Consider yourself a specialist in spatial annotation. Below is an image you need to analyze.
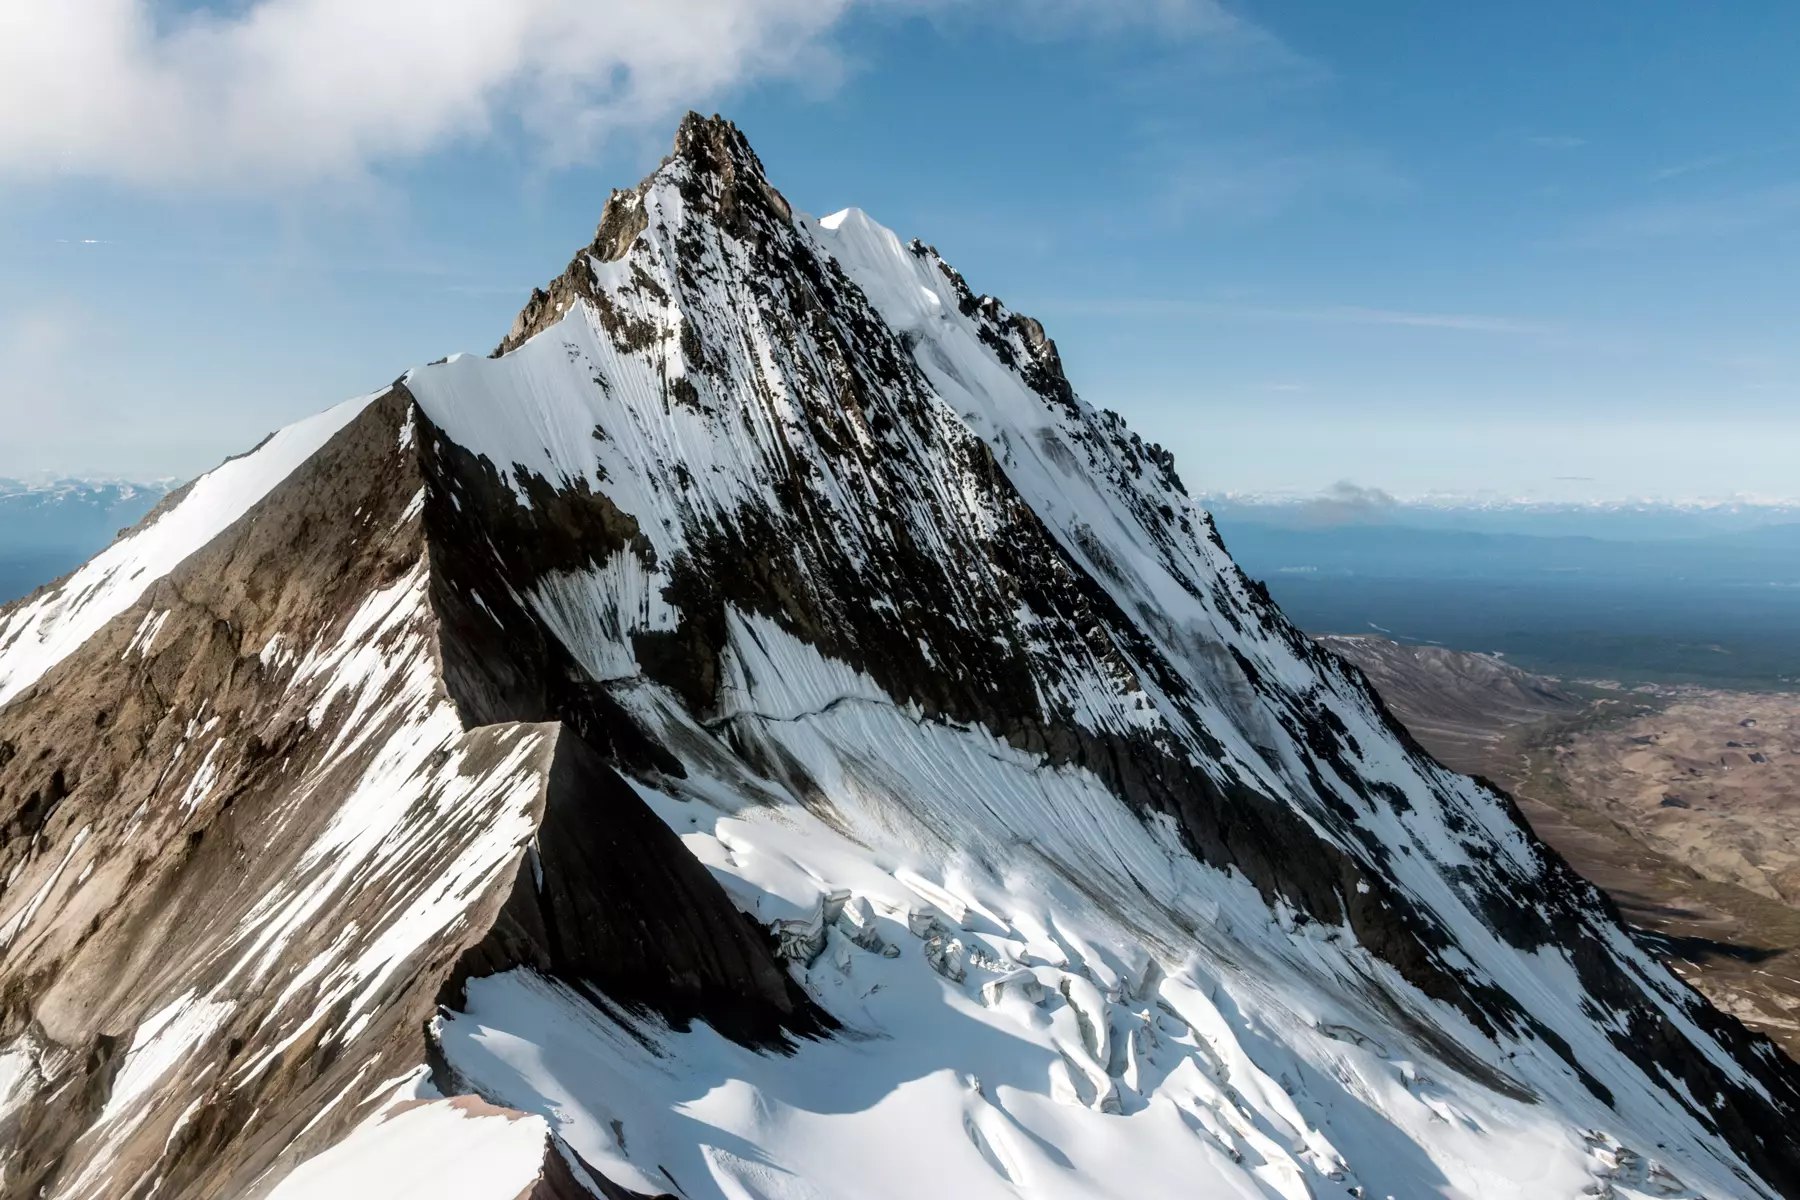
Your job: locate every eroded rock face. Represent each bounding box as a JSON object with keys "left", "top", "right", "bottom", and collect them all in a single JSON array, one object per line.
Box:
[
  {"left": 0, "top": 113, "right": 1797, "bottom": 1200},
  {"left": 0, "top": 394, "right": 553, "bottom": 1198},
  {"left": 0, "top": 389, "right": 800, "bottom": 1198}
]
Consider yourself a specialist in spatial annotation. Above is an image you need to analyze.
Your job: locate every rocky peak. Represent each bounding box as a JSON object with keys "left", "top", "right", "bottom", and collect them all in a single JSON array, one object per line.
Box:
[
  {"left": 669, "top": 111, "right": 790, "bottom": 219},
  {"left": 496, "top": 113, "right": 793, "bottom": 357}
]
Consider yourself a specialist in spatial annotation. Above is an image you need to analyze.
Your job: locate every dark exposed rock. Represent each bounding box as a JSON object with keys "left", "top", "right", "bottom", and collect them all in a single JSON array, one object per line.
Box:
[{"left": 445, "top": 731, "right": 829, "bottom": 1048}]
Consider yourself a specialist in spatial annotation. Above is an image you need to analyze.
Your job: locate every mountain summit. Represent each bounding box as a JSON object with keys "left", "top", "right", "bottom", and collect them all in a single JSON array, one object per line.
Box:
[{"left": 1, "top": 114, "right": 1796, "bottom": 1199}]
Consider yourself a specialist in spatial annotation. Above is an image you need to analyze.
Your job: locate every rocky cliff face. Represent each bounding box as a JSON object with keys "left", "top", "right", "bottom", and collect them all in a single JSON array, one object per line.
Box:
[{"left": 1, "top": 115, "right": 1797, "bottom": 1200}]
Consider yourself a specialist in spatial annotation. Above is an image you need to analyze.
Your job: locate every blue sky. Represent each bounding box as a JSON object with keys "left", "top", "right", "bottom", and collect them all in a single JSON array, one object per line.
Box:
[{"left": 2, "top": 2, "right": 1796, "bottom": 500}]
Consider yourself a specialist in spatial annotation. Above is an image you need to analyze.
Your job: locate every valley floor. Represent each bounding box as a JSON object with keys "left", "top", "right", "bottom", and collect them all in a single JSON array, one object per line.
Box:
[{"left": 1323, "top": 636, "right": 1800, "bottom": 1061}]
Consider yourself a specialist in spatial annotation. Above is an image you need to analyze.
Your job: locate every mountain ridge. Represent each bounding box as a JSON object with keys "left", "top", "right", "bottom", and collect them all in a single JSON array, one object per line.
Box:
[{"left": 0, "top": 113, "right": 1795, "bottom": 1199}]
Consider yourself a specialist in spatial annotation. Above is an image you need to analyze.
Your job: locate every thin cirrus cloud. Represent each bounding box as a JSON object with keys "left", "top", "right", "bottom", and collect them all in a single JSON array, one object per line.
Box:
[
  {"left": 1149, "top": 143, "right": 1410, "bottom": 226},
  {"left": 1649, "top": 141, "right": 1795, "bottom": 183},
  {"left": 1574, "top": 181, "right": 1800, "bottom": 244},
  {"left": 0, "top": 0, "right": 1237, "bottom": 189},
  {"left": 1049, "top": 295, "right": 1555, "bottom": 336},
  {"left": 1319, "top": 305, "right": 1552, "bottom": 334}
]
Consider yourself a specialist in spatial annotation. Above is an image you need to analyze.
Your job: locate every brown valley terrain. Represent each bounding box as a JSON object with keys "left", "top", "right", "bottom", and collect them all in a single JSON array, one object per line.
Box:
[{"left": 1324, "top": 633, "right": 1800, "bottom": 1059}]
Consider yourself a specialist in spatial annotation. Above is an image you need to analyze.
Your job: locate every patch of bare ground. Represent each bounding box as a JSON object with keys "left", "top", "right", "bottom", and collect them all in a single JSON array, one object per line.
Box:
[
  {"left": 1326, "top": 634, "right": 1800, "bottom": 1060},
  {"left": 1512, "top": 689, "right": 1800, "bottom": 1058}
]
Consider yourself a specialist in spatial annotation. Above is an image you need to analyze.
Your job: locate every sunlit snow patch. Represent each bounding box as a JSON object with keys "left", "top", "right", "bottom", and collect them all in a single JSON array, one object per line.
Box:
[{"left": 265, "top": 1096, "right": 565, "bottom": 1200}]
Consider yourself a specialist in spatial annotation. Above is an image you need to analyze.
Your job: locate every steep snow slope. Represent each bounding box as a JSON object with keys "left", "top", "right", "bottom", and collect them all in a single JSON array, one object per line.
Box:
[
  {"left": 0, "top": 114, "right": 1797, "bottom": 1200},
  {"left": 264, "top": 1094, "right": 602, "bottom": 1200},
  {"left": 0, "top": 395, "right": 374, "bottom": 707}
]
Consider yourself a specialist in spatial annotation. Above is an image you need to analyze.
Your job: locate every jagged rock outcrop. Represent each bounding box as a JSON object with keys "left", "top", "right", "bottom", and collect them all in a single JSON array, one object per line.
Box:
[{"left": 0, "top": 113, "right": 1796, "bottom": 1199}]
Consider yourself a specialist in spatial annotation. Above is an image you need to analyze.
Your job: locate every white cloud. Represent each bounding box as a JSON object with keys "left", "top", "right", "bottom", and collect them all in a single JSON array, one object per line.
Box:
[{"left": 0, "top": 0, "right": 1232, "bottom": 188}]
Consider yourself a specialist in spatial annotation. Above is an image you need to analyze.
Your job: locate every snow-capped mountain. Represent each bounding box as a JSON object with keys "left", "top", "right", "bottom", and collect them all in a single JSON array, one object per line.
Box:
[{"left": 1, "top": 115, "right": 1796, "bottom": 1200}]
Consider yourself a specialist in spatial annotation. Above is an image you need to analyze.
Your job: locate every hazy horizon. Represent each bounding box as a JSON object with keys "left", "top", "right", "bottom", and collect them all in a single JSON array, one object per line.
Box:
[{"left": 7, "top": 470, "right": 1800, "bottom": 511}]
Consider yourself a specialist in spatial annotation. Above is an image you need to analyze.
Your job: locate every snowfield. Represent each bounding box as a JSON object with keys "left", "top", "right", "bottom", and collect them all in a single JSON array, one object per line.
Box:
[{"left": 426, "top": 628, "right": 1749, "bottom": 1200}]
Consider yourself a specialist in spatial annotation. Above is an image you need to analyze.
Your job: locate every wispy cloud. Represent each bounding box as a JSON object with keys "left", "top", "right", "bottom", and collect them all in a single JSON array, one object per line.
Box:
[
  {"left": 0, "top": 0, "right": 1246, "bottom": 190},
  {"left": 1649, "top": 154, "right": 1731, "bottom": 183},
  {"left": 1046, "top": 295, "right": 1555, "bottom": 336},
  {"left": 1292, "top": 480, "right": 1398, "bottom": 526},
  {"left": 1149, "top": 143, "right": 1410, "bottom": 225},
  {"left": 1005, "top": 0, "right": 1245, "bottom": 38},
  {"left": 1525, "top": 134, "right": 1586, "bottom": 150},
  {"left": 1318, "top": 305, "right": 1550, "bottom": 334},
  {"left": 1648, "top": 140, "right": 1795, "bottom": 183},
  {"left": 1574, "top": 181, "right": 1800, "bottom": 243}
]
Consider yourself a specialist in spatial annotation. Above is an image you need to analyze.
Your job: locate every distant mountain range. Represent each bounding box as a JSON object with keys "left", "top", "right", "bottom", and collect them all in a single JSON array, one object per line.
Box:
[
  {"left": 1203, "top": 492, "right": 1800, "bottom": 541},
  {"left": 1213, "top": 520, "right": 1800, "bottom": 587},
  {"left": 0, "top": 478, "right": 174, "bottom": 603}
]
